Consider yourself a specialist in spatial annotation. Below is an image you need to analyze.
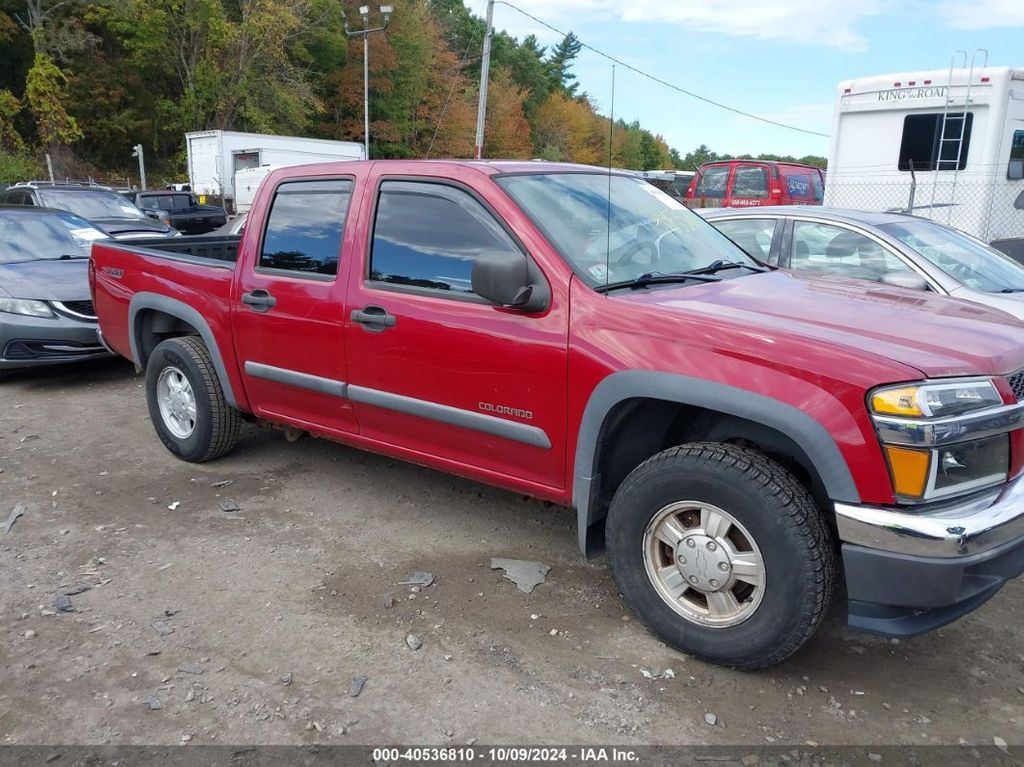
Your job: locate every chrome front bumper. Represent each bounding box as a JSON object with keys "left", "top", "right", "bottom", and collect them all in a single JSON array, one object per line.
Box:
[{"left": 835, "top": 473, "right": 1024, "bottom": 558}]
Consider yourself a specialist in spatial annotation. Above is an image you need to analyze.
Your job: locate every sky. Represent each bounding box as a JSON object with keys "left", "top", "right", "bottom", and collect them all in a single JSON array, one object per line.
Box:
[{"left": 468, "top": 0, "right": 1024, "bottom": 159}]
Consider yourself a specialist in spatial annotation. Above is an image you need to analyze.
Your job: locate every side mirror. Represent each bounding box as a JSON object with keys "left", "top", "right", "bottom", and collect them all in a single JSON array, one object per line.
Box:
[
  {"left": 471, "top": 251, "right": 548, "bottom": 312},
  {"left": 143, "top": 210, "right": 162, "bottom": 220},
  {"left": 880, "top": 271, "right": 929, "bottom": 291}
]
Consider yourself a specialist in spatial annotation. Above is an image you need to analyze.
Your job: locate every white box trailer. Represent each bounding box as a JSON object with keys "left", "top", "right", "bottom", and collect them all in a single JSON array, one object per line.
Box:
[
  {"left": 185, "top": 131, "right": 364, "bottom": 209},
  {"left": 233, "top": 164, "right": 281, "bottom": 215},
  {"left": 824, "top": 65, "right": 1024, "bottom": 247}
]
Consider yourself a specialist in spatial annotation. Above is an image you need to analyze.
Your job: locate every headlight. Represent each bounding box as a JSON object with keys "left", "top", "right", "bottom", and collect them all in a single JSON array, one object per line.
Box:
[
  {"left": 870, "top": 378, "right": 1011, "bottom": 502},
  {"left": 0, "top": 298, "right": 54, "bottom": 318},
  {"left": 871, "top": 379, "right": 1003, "bottom": 418}
]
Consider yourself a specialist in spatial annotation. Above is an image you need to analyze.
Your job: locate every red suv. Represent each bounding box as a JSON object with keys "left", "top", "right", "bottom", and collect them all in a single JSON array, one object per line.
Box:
[{"left": 685, "top": 160, "right": 825, "bottom": 209}]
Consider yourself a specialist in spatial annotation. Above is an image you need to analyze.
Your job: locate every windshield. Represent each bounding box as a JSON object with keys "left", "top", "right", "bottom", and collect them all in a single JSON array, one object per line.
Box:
[
  {"left": 38, "top": 189, "right": 150, "bottom": 221},
  {"left": 495, "top": 172, "right": 756, "bottom": 287},
  {"left": 878, "top": 220, "right": 1024, "bottom": 293},
  {"left": 0, "top": 210, "right": 107, "bottom": 264}
]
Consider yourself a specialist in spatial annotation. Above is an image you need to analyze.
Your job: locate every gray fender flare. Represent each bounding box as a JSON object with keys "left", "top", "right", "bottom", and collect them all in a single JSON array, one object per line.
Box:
[
  {"left": 572, "top": 371, "right": 861, "bottom": 554},
  {"left": 128, "top": 292, "right": 239, "bottom": 408}
]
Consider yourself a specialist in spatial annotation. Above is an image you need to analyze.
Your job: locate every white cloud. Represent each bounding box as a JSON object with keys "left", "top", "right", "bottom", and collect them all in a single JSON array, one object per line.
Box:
[
  {"left": 936, "top": 0, "right": 1024, "bottom": 29},
  {"left": 492, "top": 0, "right": 883, "bottom": 52}
]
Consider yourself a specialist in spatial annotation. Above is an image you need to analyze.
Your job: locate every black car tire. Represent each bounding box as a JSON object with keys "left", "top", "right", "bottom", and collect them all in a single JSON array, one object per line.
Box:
[
  {"left": 606, "top": 442, "right": 836, "bottom": 670},
  {"left": 146, "top": 336, "right": 241, "bottom": 462}
]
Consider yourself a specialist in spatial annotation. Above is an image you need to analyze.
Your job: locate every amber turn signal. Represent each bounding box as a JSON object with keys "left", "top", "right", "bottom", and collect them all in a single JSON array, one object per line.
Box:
[{"left": 884, "top": 445, "right": 930, "bottom": 498}]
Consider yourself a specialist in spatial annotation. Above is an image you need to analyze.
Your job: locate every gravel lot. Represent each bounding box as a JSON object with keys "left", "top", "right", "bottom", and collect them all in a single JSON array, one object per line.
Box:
[{"left": 2, "top": 359, "right": 1024, "bottom": 748}]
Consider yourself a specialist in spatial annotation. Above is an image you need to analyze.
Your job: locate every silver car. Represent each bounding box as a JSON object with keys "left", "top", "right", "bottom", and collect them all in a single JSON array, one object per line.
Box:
[
  {"left": 700, "top": 207, "right": 1024, "bottom": 320},
  {"left": 0, "top": 206, "right": 112, "bottom": 379}
]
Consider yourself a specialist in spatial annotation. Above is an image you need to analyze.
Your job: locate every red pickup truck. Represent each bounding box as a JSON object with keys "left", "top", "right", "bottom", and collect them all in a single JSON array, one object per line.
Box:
[{"left": 91, "top": 160, "right": 1024, "bottom": 669}]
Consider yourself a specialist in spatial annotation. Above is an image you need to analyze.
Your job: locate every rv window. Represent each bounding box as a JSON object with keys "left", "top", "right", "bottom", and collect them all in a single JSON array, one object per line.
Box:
[
  {"left": 1009, "top": 130, "right": 1024, "bottom": 181},
  {"left": 898, "top": 112, "right": 973, "bottom": 171}
]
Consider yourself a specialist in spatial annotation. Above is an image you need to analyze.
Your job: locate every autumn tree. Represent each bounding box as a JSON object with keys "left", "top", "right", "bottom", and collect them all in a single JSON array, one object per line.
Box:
[{"left": 484, "top": 68, "right": 532, "bottom": 159}]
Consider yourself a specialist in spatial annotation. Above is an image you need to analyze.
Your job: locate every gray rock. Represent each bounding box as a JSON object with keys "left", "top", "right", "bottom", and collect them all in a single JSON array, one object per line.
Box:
[
  {"left": 280, "top": 672, "right": 293, "bottom": 686},
  {"left": 178, "top": 663, "right": 203, "bottom": 675},
  {"left": 490, "top": 558, "right": 550, "bottom": 593},
  {"left": 60, "top": 583, "right": 91, "bottom": 596},
  {"left": 704, "top": 712, "right": 718, "bottom": 726},
  {"left": 349, "top": 675, "right": 368, "bottom": 697},
  {"left": 54, "top": 594, "right": 74, "bottom": 613},
  {"left": 151, "top": 620, "right": 174, "bottom": 636},
  {"left": 406, "top": 634, "right": 422, "bottom": 651},
  {"left": 3, "top": 504, "right": 25, "bottom": 534},
  {"left": 212, "top": 479, "right": 234, "bottom": 488},
  {"left": 399, "top": 572, "right": 434, "bottom": 587},
  {"left": 144, "top": 696, "right": 162, "bottom": 711},
  {"left": 219, "top": 499, "right": 241, "bottom": 512}
]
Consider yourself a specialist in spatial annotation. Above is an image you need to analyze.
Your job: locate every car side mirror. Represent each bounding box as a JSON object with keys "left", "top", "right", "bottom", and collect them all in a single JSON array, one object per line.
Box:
[
  {"left": 472, "top": 251, "right": 547, "bottom": 312},
  {"left": 143, "top": 210, "right": 162, "bottom": 221},
  {"left": 880, "top": 271, "right": 929, "bottom": 291}
]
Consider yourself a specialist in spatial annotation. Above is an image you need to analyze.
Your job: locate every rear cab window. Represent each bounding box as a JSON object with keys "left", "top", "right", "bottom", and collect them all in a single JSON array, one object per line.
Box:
[
  {"left": 259, "top": 179, "right": 354, "bottom": 278},
  {"left": 779, "top": 165, "right": 824, "bottom": 203}
]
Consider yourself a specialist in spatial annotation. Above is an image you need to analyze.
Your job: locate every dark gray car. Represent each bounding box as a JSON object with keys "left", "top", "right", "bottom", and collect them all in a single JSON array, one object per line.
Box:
[
  {"left": 0, "top": 183, "right": 180, "bottom": 240},
  {"left": 0, "top": 206, "right": 112, "bottom": 379},
  {"left": 700, "top": 206, "right": 1024, "bottom": 321}
]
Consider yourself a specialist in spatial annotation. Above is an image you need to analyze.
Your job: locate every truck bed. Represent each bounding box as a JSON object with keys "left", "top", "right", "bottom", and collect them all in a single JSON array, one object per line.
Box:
[{"left": 126, "top": 235, "right": 240, "bottom": 264}]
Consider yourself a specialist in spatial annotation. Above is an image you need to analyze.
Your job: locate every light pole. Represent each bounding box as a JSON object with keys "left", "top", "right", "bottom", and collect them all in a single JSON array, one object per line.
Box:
[
  {"left": 343, "top": 4, "right": 393, "bottom": 161},
  {"left": 131, "top": 143, "right": 147, "bottom": 190}
]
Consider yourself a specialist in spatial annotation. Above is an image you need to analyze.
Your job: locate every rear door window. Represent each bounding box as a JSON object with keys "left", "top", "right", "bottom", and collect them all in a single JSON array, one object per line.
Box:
[
  {"left": 1009, "top": 130, "right": 1024, "bottom": 180},
  {"left": 730, "top": 166, "right": 769, "bottom": 199},
  {"left": 259, "top": 179, "right": 354, "bottom": 277},
  {"left": 696, "top": 165, "right": 729, "bottom": 200},
  {"left": 790, "top": 221, "right": 915, "bottom": 282},
  {"left": 711, "top": 219, "right": 778, "bottom": 262},
  {"left": 899, "top": 112, "right": 973, "bottom": 171}
]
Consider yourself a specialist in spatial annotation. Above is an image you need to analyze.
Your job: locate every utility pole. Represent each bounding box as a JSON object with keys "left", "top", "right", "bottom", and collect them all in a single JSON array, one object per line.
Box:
[
  {"left": 474, "top": 0, "right": 495, "bottom": 160},
  {"left": 132, "top": 144, "right": 147, "bottom": 190},
  {"left": 343, "top": 5, "right": 394, "bottom": 161}
]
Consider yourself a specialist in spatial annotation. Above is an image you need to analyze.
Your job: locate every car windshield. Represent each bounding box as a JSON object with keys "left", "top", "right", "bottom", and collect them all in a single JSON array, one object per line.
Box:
[
  {"left": 38, "top": 189, "right": 150, "bottom": 221},
  {"left": 878, "top": 219, "right": 1024, "bottom": 293},
  {"left": 0, "top": 210, "right": 107, "bottom": 264},
  {"left": 496, "top": 172, "right": 756, "bottom": 287}
]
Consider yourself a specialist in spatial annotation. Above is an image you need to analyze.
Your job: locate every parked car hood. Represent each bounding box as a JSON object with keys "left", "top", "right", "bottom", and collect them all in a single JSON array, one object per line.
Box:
[
  {"left": 0, "top": 258, "right": 91, "bottom": 301},
  {"left": 621, "top": 270, "right": 1024, "bottom": 380},
  {"left": 91, "top": 217, "right": 177, "bottom": 238},
  {"left": 950, "top": 285, "right": 1024, "bottom": 322}
]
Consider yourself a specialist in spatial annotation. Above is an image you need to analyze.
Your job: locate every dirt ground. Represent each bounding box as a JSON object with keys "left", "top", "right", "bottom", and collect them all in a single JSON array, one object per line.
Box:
[{"left": 1, "top": 358, "right": 1023, "bottom": 748}]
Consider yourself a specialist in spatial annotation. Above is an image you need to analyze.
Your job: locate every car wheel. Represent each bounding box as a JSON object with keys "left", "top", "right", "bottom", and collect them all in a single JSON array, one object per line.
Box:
[
  {"left": 606, "top": 442, "right": 836, "bottom": 670},
  {"left": 146, "top": 336, "right": 241, "bottom": 462}
]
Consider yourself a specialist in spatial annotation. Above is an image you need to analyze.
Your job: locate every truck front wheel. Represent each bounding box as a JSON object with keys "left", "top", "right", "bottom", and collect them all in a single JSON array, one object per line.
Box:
[
  {"left": 606, "top": 443, "right": 836, "bottom": 670},
  {"left": 146, "top": 336, "right": 241, "bottom": 462}
]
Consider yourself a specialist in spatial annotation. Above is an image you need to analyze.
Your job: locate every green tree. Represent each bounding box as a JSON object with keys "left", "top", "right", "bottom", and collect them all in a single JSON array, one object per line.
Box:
[
  {"left": 25, "top": 51, "right": 81, "bottom": 148},
  {"left": 547, "top": 32, "right": 581, "bottom": 97}
]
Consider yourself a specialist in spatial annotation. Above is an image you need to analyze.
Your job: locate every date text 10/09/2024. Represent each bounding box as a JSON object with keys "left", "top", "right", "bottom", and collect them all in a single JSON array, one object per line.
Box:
[{"left": 371, "top": 747, "right": 640, "bottom": 763}]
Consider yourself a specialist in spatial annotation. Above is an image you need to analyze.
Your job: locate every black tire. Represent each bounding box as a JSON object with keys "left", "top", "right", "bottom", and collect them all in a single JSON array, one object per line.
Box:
[
  {"left": 606, "top": 442, "right": 836, "bottom": 670},
  {"left": 145, "top": 336, "right": 241, "bottom": 462}
]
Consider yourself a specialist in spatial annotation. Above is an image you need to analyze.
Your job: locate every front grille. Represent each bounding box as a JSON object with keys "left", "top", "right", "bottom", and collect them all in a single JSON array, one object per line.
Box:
[
  {"left": 52, "top": 300, "right": 96, "bottom": 320},
  {"left": 3, "top": 339, "right": 106, "bottom": 360},
  {"left": 1009, "top": 370, "right": 1024, "bottom": 402}
]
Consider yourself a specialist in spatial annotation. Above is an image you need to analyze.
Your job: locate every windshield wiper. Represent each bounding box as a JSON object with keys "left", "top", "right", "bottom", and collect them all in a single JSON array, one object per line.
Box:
[
  {"left": 1000, "top": 288, "right": 1024, "bottom": 293},
  {"left": 57, "top": 254, "right": 90, "bottom": 260},
  {"left": 594, "top": 270, "right": 722, "bottom": 294},
  {"left": 680, "top": 259, "right": 767, "bottom": 276}
]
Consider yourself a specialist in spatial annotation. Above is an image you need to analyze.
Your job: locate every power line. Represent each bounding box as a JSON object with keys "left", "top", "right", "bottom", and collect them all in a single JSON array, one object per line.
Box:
[
  {"left": 427, "top": 3, "right": 486, "bottom": 158},
  {"left": 495, "top": 1, "right": 831, "bottom": 139}
]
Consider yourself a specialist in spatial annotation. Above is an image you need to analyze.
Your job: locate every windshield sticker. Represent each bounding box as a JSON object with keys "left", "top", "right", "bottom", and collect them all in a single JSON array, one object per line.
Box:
[
  {"left": 588, "top": 263, "right": 609, "bottom": 281},
  {"left": 69, "top": 227, "right": 106, "bottom": 243},
  {"left": 638, "top": 182, "right": 687, "bottom": 210}
]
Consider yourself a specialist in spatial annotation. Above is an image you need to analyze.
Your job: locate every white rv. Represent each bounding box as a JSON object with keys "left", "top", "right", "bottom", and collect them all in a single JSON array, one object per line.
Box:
[
  {"left": 185, "top": 131, "right": 364, "bottom": 210},
  {"left": 825, "top": 64, "right": 1024, "bottom": 248}
]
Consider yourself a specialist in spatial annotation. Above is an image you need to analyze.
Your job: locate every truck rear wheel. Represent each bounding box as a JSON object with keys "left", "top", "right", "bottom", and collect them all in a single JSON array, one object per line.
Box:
[
  {"left": 146, "top": 336, "right": 241, "bottom": 462},
  {"left": 605, "top": 442, "right": 836, "bottom": 670}
]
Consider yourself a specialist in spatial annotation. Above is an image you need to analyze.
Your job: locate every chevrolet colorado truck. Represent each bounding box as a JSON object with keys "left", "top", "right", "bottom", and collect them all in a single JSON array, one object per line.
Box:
[{"left": 90, "top": 161, "right": 1024, "bottom": 669}]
